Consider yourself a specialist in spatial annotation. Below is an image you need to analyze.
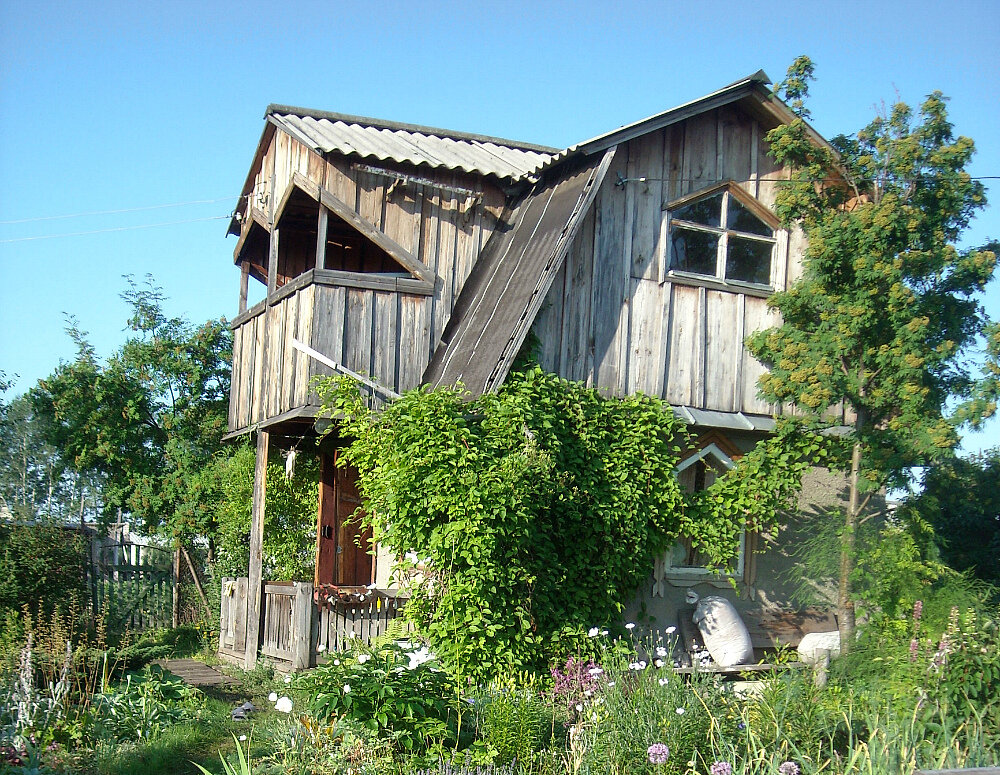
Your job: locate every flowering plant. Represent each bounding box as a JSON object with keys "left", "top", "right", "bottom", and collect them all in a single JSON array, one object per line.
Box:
[{"left": 296, "top": 640, "right": 457, "bottom": 752}]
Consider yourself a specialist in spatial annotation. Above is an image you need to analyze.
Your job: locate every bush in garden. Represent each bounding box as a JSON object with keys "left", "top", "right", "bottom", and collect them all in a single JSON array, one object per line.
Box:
[
  {"left": 90, "top": 665, "right": 204, "bottom": 743},
  {"left": 0, "top": 521, "right": 89, "bottom": 621},
  {"left": 470, "top": 676, "right": 560, "bottom": 767},
  {"left": 295, "top": 639, "right": 458, "bottom": 753}
]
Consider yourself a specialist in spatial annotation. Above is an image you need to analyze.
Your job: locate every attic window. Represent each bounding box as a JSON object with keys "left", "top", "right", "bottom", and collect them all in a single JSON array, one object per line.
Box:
[{"left": 667, "top": 184, "right": 778, "bottom": 287}]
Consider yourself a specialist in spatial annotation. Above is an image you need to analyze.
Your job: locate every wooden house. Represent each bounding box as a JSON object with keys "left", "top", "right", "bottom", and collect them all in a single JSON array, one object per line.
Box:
[{"left": 219, "top": 72, "right": 838, "bottom": 670}]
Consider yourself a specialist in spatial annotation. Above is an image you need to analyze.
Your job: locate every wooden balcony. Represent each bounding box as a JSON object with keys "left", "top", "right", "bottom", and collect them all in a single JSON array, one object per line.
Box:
[{"left": 227, "top": 270, "right": 432, "bottom": 435}]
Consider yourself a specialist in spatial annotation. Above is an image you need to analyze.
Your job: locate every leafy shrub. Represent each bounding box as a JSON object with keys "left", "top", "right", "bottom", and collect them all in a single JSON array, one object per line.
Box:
[
  {"left": 471, "top": 678, "right": 559, "bottom": 767},
  {"left": 90, "top": 665, "right": 204, "bottom": 743},
  {"left": 214, "top": 442, "right": 319, "bottom": 581},
  {"left": 0, "top": 521, "right": 89, "bottom": 620},
  {"left": 296, "top": 640, "right": 457, "bottom": 752}
]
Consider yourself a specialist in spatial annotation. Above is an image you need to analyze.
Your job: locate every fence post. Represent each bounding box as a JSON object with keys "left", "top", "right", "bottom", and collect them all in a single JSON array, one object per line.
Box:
[{"left": 292, "top": 582, "right": 313, "bottom": 670}]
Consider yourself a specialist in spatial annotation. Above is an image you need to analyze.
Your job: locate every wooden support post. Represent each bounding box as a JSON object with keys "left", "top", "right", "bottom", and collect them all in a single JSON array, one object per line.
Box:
[
  {"left": 171, "top": 544, "right": 181, "bottom": 628},
  {"left": 181, "top": 545, "right": 213, "bottom": 621},
  {"left": 244, "top": 429, "right": 269, "bottom": 670},
  {"left": 315, "top": 207, "right": 328, "bottom": 271},
  {"left": 292, "top": 582, "right": 313, "bottom": 670},
  {"left": 239, "top": 261, "right": 250, "bottom": 314},
  {"left": 267, "top": 228, "right": 279, "bottom": 300}
]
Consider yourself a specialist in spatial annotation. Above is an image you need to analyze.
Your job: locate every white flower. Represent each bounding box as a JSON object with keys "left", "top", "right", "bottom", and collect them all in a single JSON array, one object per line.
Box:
[
  {"left": 575, "top": 703, "right": 583, "bottom": 712},
  {"left": 601, "top": 629, "right": 608, "bottom": 636},
  {"left": 275, "top": 696, "right": 293, "bottom": 713},
  {"left": 407, "top": 646, "right": 433, "bottom": 670},
  {"left": 594, "top": 697, "right": 604, "bottom": 705},
  {"left": 357, "top": 654, "right": 370, "bottom": 664},
  {"left": 587, "top": 667, "right": 604, "bottom": 676},
  {"left": 665, "top": 626, "right": 677, "bottom": 635},
  {"left": 676, "top": 707, "right": 685, "bottom": 715},
  {"left": 284, "top": 674, "right": 292, "bottom": 684},
  {"left": 654, "top": 659, "right": 664, "bottom": 668},
  {"left": 348, "top": 631, "right": 357, "bottom": 639},
  {"left": 317, "top": 644, "right": 327, "bottom": 653},
  {"left": 239, "top": 734, "right": 247, "bottom": 741},
  {"left": 656, "top": 646, "right": 668, "bottom": 658},
  {"left": 607, "top": 681, "right": 615, "bottom": 688},
  {"left": 658, "top": 678, "right": 669, "bottom": 686},
  {"left": 625, "top": 622, "right": 636, "bottom": 630},
  {"left": 588, "top": 627, "right": 600, "bottom": 637},
  {"left": 343, "top": 683, "right": 351, "bottom": 694},
  {"left": 268, "top": 692, "right": 278, "bottom": 702},
  {"left": 359, "top": 594, "right": 366, "bottom": 601},
  {"left": 333, "top": 659, "right": 340, "bottom": 665}
]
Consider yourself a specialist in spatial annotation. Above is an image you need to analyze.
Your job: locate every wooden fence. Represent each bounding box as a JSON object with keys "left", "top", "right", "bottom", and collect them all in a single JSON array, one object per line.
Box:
[
  {"left": 218, "top": 577, "right": 408, "bottom": 671},
  {"left": 90, "top": 541, "right": 174, "bottom": 631}
]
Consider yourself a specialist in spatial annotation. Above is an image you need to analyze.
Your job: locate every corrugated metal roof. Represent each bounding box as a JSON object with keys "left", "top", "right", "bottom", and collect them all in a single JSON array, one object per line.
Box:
[
  {"left": 267, "top": 105, "right": 557, "bottom": 182},
  {"left": 670, "top": 406, "right": 776, "bottom": 432},
  {"left": 424, "top": 150, "right": 616, "bottom": 396}
]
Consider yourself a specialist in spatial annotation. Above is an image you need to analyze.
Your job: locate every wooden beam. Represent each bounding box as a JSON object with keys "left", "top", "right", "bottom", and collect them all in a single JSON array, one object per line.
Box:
[
  {"left": 244, "top": 429, "right": 269, "bottom": 670},
  {"left": 267, "top": 227, "right": 279, "bottom": 298},
  {"left": 311, "top": 175, "right": 434, "bottom": 284},
  {"left": 315, "top": 206, "right": 328, "bottom": 271},
  {"left": 239, "top": 261, "right": 250, "bottom": 314}
]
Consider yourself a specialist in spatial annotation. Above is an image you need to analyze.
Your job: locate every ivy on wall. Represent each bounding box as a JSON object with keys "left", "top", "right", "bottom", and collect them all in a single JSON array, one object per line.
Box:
[{"left": 318, "top": 367, "right": 827, "bottom": 679}]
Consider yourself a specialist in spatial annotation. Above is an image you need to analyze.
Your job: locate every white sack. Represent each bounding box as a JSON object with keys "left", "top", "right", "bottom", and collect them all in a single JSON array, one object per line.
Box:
[
  {"left": 797, "top": 631, "right": 841, "bottom": 665},
  {"left": 690, "top": 594, "right": 754, "bottom": 667}
]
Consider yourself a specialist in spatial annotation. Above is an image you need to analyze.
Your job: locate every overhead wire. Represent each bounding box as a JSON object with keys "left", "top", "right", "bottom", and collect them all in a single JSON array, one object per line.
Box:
[{"left": 0, "top": 215, "right": 233, "bottom": 244}]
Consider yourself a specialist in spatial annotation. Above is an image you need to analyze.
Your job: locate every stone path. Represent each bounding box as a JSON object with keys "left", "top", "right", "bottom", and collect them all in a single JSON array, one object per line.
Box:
[{"left": 155, "top": 658, "right": 237, "bottom": 689}]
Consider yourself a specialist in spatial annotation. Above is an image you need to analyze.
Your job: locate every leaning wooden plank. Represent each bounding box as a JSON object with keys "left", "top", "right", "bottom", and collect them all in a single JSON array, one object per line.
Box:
[{"left": 318, "top": 185, "right": 433, "bottom": 284}]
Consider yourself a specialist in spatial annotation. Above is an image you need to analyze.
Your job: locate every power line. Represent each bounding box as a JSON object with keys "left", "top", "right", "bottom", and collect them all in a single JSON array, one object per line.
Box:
[
  {"left": 0, "top": 196, "right": 244, "bottom": 225},
  {"left": 0, "top": 215, "right": 232, "bottom": 244}
]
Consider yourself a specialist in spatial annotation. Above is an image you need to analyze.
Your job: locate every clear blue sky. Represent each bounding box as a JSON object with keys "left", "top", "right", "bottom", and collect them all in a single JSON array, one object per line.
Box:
[{"left": 1, "top": 0, "right": 998, "bottom": 453}]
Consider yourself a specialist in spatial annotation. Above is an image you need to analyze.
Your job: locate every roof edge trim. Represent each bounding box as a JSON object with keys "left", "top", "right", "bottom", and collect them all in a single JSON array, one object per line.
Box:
[{"left": 265, "top": 104, "right": 560, "bottom": 155}]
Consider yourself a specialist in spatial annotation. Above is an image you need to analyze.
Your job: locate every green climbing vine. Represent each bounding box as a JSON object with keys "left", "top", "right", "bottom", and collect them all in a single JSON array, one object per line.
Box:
[{"left": 316, "top": 367, "right": 828, "bottom": 680}]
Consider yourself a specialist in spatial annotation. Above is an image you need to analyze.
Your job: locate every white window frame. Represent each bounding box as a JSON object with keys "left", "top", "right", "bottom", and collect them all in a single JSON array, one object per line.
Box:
[{"left": 665, "top": 183, "right": 779, "bottom": 289}]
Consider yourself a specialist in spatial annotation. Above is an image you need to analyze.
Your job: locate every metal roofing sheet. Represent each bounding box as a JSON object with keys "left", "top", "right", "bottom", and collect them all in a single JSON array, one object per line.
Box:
[
  {"left": 268, "top": 108, "right": 556, "bottom": 182},
  {"left": 424, "top": 150, "right": 615, "bottom": 396}
]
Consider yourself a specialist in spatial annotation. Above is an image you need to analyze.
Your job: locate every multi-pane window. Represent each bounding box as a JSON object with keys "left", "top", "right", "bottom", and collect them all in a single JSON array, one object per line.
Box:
[{"left": 668, "top": 185, "right": 777, "bottom": 286}]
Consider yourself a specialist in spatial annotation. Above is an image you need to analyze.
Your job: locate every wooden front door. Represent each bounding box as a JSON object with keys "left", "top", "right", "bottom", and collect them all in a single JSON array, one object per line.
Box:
[{"left": 316, "top": 451, "right": 374, "bottom": 586}]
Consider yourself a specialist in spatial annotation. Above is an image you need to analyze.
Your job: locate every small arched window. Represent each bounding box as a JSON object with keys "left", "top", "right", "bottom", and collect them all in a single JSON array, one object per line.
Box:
[{"left": 667, "top": 183, "right": 779, "bottom": 287}]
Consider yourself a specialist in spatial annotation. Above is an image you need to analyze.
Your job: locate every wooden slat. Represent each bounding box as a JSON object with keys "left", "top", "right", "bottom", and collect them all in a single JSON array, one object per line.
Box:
[
  {"left": 626, "top": 278, "right": 665, "bottom": 396},
  {"left": 432, "top": 184, "right": 460, "bottom": 349},
  {"left": 680, "top": 110, "right": 718, "bottom": 197},
  {"left": 372, "top": 291, "right": 399, "bottom": 393},
  {"left": 398, "top": 295, "right": 430, "bottom": 391},
  {"left": 244, "top": 432, "right": 268, "bottom": 670},
  {"left": 560, "top": 209, "right": 596, "bottom": 385},
  {"left": 665, "top": 284, "right": 699, "bottom": 406},
  {"left": 704, "top": 290, "right": 739, "bottom": 411},
  {"left": 740, "top": 297, "right": 773, "bottom": 415},
  {"left": 590, "top": 167, "right": 628, "bottom": 395},
  {"left": 343, "top": 289, "right": 374, "bottom": 380},
  {"left": 294, "top": 285, "right": 315, "bottom": 406},
  {"left": 535, "top": 260, "right": 567, "bottom": 374},
  {"left": 628, "top": 130, "right": 666, "bottom": 281}
]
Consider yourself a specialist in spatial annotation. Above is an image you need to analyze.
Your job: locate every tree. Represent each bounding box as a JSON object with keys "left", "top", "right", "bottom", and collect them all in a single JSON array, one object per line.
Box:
[
  {"left": 31, "top": 276, "right": 233, "bottom": 549},
  {"left": 904, "top": 449, "right": 1000, "bottom": 585},
  {"left": 747, "top": 58, "right": 997, "bottom": 648}
]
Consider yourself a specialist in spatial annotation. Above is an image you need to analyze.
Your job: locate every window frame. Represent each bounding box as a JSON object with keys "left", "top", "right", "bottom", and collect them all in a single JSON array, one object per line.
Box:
[{"left": 665, "top": 182, "right": 781, "bottom": 290}]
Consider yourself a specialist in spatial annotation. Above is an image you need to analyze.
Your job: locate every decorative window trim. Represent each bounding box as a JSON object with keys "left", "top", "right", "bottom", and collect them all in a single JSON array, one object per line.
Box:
[{"left": 663, "top": 181, "right": 780, "bottom": 289}]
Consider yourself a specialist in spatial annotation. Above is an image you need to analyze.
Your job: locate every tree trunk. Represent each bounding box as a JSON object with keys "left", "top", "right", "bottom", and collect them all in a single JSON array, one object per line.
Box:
[{"left": 838, "top": 438, "right": 862, "bottom": 654}]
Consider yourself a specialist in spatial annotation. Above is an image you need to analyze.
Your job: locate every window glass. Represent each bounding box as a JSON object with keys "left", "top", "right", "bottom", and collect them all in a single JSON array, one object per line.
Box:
[
  {"left": 726, "top": 197, "right": 772, "bottom": 236},
  {"left": 726, "top": 237, "right": 773, "bottom": 285},
  {"left": 673, "top": 192, "right": 723, "bottom": 228},
  {"left": 670, "top": 227, "right": 718, "bottom": 276}
]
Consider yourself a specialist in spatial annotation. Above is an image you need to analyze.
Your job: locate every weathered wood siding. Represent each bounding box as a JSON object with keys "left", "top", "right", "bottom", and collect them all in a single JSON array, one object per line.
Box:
[
  {"left": 533, "top": 106, "right": 799, "bottom": 415},
  {"left": 228, "top": 131, "right": 507, "bottom": 433}
]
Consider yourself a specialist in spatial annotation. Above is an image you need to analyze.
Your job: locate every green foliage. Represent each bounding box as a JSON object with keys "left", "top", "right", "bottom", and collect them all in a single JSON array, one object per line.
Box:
[
  {"left": 296, "top": 640, "right": 458, "bottom": 753},
  {"left": 470, "top": 678, "right": 558, "bottom": 767},
  {"left": 319, "top": 369, "right": 825, "bottom": 681},
  {"left": 747, "top": 57, "right": 996, "bottom": 643},
  {"left": 903, "top": 448, "right": 1000, "bottom": 584},
  {"left": 213, "top": 442, "right": 319, "bottom": 581},
  {"left": 31, "top": 276, "right": 233, "bottom": 545},
  {"left": 90, "top": 666, "right": 205, "bottom": 744},
  {"left": 0, "top": 521, "right": 89, "bottom": 620}
]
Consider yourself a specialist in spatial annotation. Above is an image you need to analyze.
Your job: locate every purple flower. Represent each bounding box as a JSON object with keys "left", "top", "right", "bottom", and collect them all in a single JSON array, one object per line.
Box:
[
  {"left": 710, "top": 762, "right": 733, "bottom": 775},
  {"left": 647, "top": 743, "right": 670, "bottom": 765},
  {"left": 778, "top": 762, "right": 800, "bottom": 775},
  {"left": 913, "top": 600, "right": 923, "bottom": 622},
  {"left": 909, "top": 638, "right": 919, "bottom": 662}
]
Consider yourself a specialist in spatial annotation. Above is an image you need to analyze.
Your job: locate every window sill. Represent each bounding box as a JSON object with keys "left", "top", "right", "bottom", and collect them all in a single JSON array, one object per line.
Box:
[{"left": 664, "top": 271, "right": 774, "bottom": 298}]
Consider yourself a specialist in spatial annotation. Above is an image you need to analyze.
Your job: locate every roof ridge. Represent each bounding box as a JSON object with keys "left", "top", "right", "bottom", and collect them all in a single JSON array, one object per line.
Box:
[{"left": 265, "top": 104, "right": 559, "bottom": 155}]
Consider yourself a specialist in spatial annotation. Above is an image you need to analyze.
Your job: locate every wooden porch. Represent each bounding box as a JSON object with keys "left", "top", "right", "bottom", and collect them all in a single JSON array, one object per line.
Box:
[{"left": 218, "top": 577, "right": 408, "bottom": 672}]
